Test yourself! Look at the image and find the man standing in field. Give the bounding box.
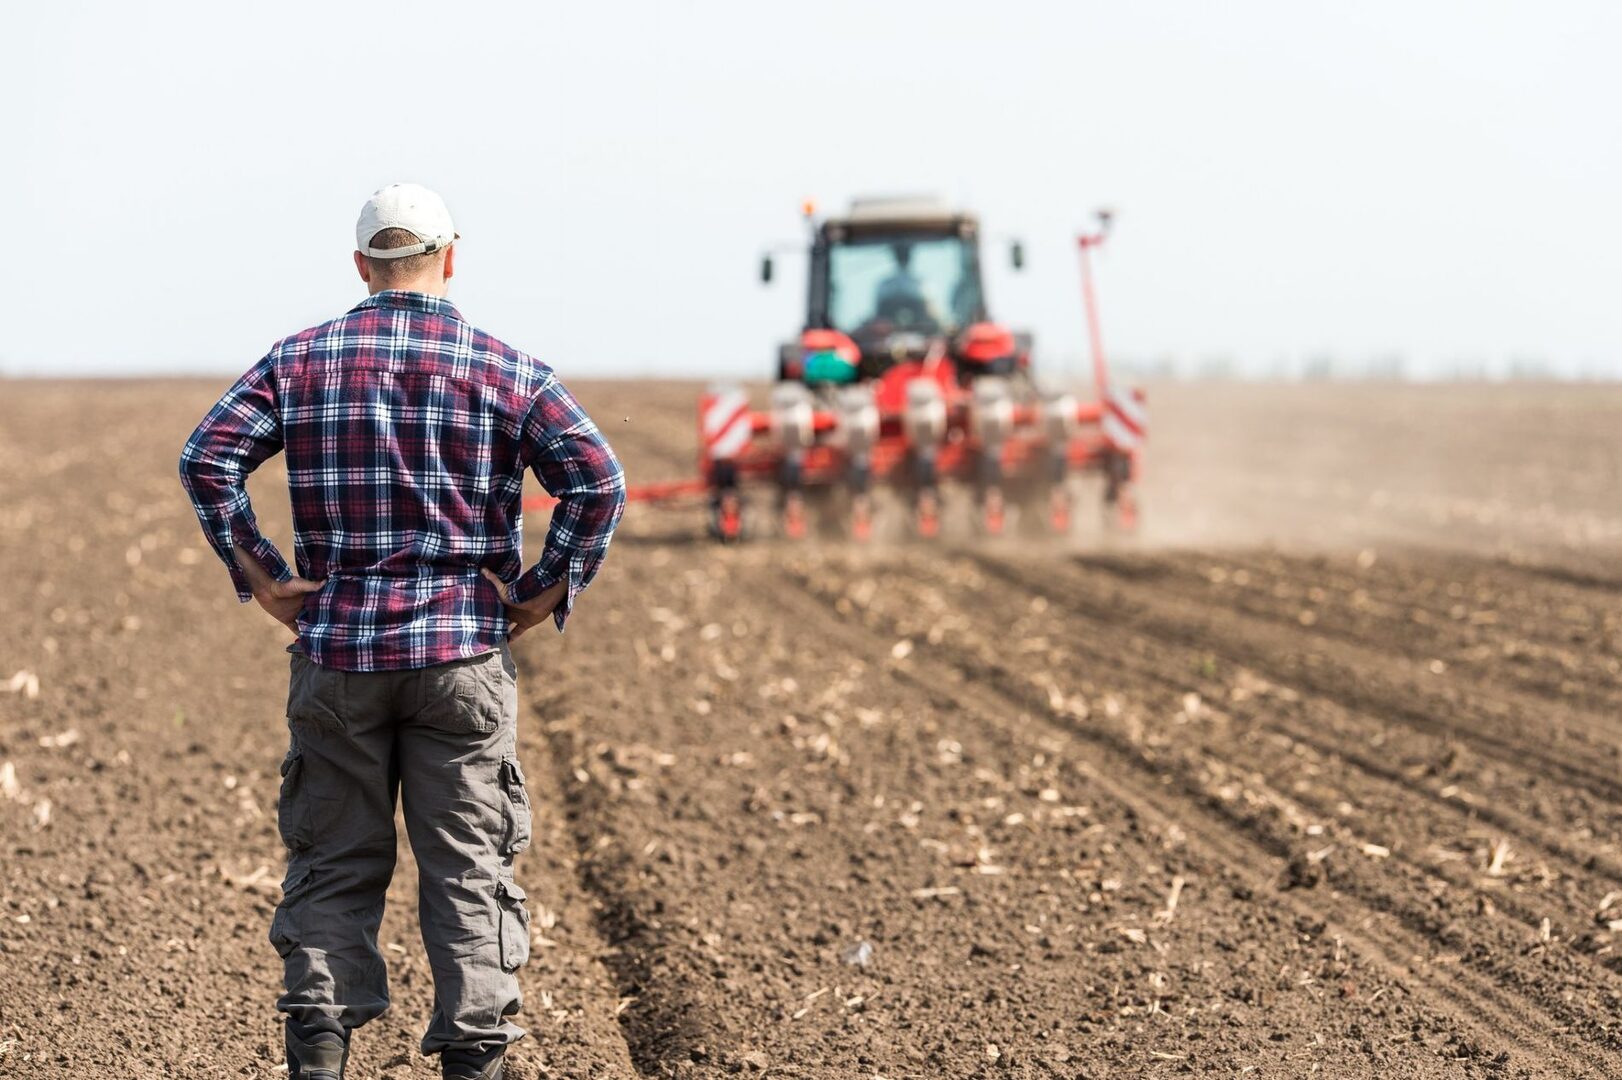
[179,184,626,1080]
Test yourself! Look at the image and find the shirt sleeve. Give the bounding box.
[508,372,627,629]
[178,355,293,602]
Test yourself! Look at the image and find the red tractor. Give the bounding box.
[526,198,1145,541]
[711,197,1143,540]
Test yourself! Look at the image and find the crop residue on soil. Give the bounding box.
[0,379,1619,1078]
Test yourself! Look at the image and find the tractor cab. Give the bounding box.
[767,197,1028,386]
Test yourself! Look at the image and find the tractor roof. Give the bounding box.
[828,196,977,236]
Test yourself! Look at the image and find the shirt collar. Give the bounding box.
[352,290,465,322]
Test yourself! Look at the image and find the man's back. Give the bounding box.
[181,289,624,671]
[179,184,624,1079]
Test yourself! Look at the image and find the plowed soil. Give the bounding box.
[1,378,1619,1078]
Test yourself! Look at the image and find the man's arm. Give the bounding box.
[498,373,627,633]
[178,355,297,602]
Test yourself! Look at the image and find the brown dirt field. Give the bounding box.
[1,378,1619,1078]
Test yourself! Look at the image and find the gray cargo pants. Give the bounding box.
[271,644,533,1057]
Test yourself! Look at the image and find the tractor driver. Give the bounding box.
[873,241,941,332]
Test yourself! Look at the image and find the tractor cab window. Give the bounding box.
[827,235,981,337]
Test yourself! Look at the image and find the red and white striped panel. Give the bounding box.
[1100,386,1147,451]
[701,387,753,461]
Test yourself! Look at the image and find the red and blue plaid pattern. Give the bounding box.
[180,291,625,671]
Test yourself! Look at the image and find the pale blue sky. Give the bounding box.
[5,1,1618,379]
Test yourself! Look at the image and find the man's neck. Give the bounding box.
[368,280,449,298]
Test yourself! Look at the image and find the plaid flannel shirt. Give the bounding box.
[179,290,625,671]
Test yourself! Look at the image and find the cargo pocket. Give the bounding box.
[496,878,530,972]
[269,863,313,959]
[288,654,343,733]
[499,757,533,857]
[417,652,502,735]
[276,748,314,852]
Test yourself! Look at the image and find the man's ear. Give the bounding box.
[354,250,371,284]
[442,243,456,283]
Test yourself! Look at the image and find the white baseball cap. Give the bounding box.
[355,183,458,259]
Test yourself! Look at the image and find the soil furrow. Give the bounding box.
[1136,551,1622,716]
[890,549,1622,909]
[930,550,1622,861]
[772,558,1620,1075]
[991,604,1622,990]
[1164,549,1622,640]
[947,553,1622,882]
[897,552,1622,1006]
[736,561,1546,1075]
[528,689,733,1077]
[976,551,1622,809]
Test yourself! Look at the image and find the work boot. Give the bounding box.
[442,1044,505,1080]
[285,1026,349,1079]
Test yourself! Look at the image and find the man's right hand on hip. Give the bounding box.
[480,568,565,640]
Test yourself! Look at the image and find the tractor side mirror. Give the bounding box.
[1010,241,1025,271]
[760,255,774,284]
